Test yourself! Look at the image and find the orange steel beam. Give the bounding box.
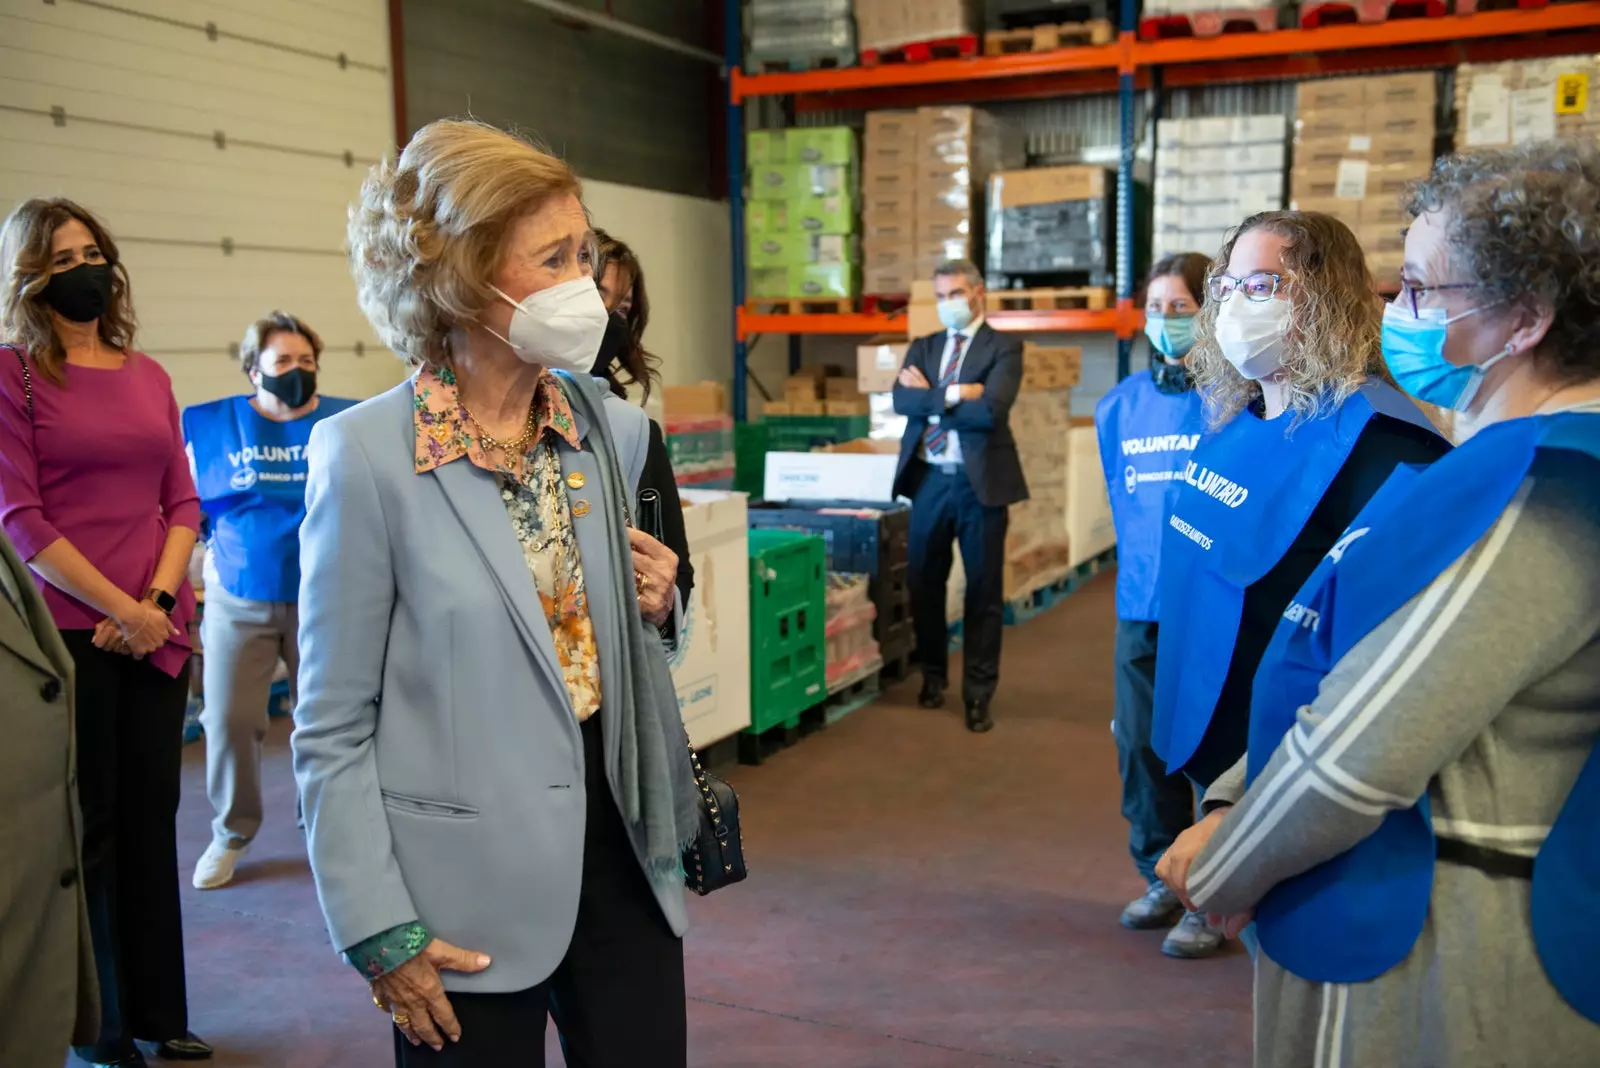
[793,69,1137,113]
[1138,2,1600,67]
[732,42,1120,102]
[736,306,899,341]
[987,308,1125,333]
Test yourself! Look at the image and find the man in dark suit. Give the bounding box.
[892,259,1027,733]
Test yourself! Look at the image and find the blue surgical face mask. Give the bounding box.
[1144,312,1196,359]
[937,296,974,332]
[1380,300,1513,412]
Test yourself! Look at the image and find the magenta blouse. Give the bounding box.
[0,347,200,678]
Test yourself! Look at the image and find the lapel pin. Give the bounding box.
[571,499,590,517]
[567,472,586,489]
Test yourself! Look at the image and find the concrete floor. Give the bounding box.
[154,571,1251,1067]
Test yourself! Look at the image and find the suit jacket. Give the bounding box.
[293,381,686,995]
[0,531,99,1065]
[891,322,1029,507]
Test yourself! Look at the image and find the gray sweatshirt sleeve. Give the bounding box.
[1203,755,1249,810]
[1186,457,1600,916]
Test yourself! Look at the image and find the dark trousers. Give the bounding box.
[1112,620,1197,883]
[61,630,192,1062]
[908,465,1008,702]
[395,713,686,1068]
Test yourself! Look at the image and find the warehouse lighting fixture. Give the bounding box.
[517,0,723,66]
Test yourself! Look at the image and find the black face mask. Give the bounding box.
[259,368,316,409]
[41,262,115,323]
[590,312,630,378]
[1150,354,1193,395]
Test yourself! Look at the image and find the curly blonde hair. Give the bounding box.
[1406,140,1600,385]
[347,119,580,368]
[0,198,138,386]
[1189,211,1383,428]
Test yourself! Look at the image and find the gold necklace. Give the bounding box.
[461,401,537,455]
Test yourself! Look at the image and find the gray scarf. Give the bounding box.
[555,371,700,878]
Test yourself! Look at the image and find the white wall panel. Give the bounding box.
[0,0,403,407]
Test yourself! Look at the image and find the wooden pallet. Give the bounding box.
[750,298,855,315]
[1298,0,1444,26]
[737,672,883,765]
[1002,546,1118,626]
[994,286,1112,312]
[1138,6,1280,39]
[861,34,980,66]
[1453,0,1546,12]
[984,19,1114,54]
[862,293,910,314]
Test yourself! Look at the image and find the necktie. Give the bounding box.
[923,333,965,457]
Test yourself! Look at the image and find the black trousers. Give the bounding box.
[1112,620,1197,883]
[61,630,192,1062]
[907,465,1008,702]
[395,713,686,1068]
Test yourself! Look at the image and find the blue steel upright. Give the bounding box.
[726,0,749,421]
[1116,0,1137,381]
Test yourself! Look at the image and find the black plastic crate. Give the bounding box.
[747,499,910,578]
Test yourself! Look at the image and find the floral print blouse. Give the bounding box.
[345,362,603,979]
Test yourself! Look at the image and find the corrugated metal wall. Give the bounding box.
[0,0,400,406]
[402,0,719,198]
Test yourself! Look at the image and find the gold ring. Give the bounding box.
[392,1012,411,1026]
[372,994,387,1012]
[635,571,650,592]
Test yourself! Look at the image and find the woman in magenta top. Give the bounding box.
[0,198,211,1067]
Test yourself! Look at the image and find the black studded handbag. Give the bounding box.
[683,742,746,895]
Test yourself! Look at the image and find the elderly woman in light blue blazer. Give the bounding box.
[292,119,700,1068]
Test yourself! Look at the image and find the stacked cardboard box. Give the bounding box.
[854,0,981,55]
[1003,389,1074,598]
[1022,342,1081,392]
[1292,73,1438,280]
[747,0,856,70]
[1454,54,1600,149]
[862,112,919,296]
[1154,115,1287,261]
[663,383,734,488]
[746,127,861,300]
[918,106,1019,280]
[987,165,1116,285]
[763,365,870,418]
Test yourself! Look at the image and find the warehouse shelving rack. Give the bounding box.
[722,0,1600,420]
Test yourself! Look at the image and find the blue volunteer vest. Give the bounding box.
[1245,411,1600,1023]
[182,394,358,602]
[1151,382,1433,775]
[1095,371,1207,622]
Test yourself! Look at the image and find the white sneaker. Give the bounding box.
[193,840,248,890]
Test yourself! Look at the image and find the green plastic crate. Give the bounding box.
[734,422,769,497]
[748,529,827,733]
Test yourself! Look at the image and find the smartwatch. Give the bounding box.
[145,587,177,615]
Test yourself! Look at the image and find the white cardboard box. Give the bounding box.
[673,490,753,747]
[1065,425,1117,567]
[762,450,902,503]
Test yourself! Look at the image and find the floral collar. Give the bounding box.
[412,363,581,478]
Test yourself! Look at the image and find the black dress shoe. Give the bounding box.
[917,680,946,709]
[141,1033,213,1060]
[87,1053,147,1068]
[965,698,994,733]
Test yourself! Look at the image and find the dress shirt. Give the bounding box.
[918,315,984,465]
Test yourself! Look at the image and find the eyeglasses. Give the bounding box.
[1396,277,1483,319]
[1207,272,1283,303]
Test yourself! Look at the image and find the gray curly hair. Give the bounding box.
[1405,141,1600,384]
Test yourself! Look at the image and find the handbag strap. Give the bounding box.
[3,345,31,422]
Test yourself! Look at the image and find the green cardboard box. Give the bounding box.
[746,129,785,166]
[787,126,856,166]
[787,192,857,235]
[746,200,787,235]
[746,233,859,268]
[749,163,852,199]
[749,264,858,299]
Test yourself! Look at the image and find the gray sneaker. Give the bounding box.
[1161,910,1225,959]
[1121,881,1183,930]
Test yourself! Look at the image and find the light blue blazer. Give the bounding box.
[292,378,687,994]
